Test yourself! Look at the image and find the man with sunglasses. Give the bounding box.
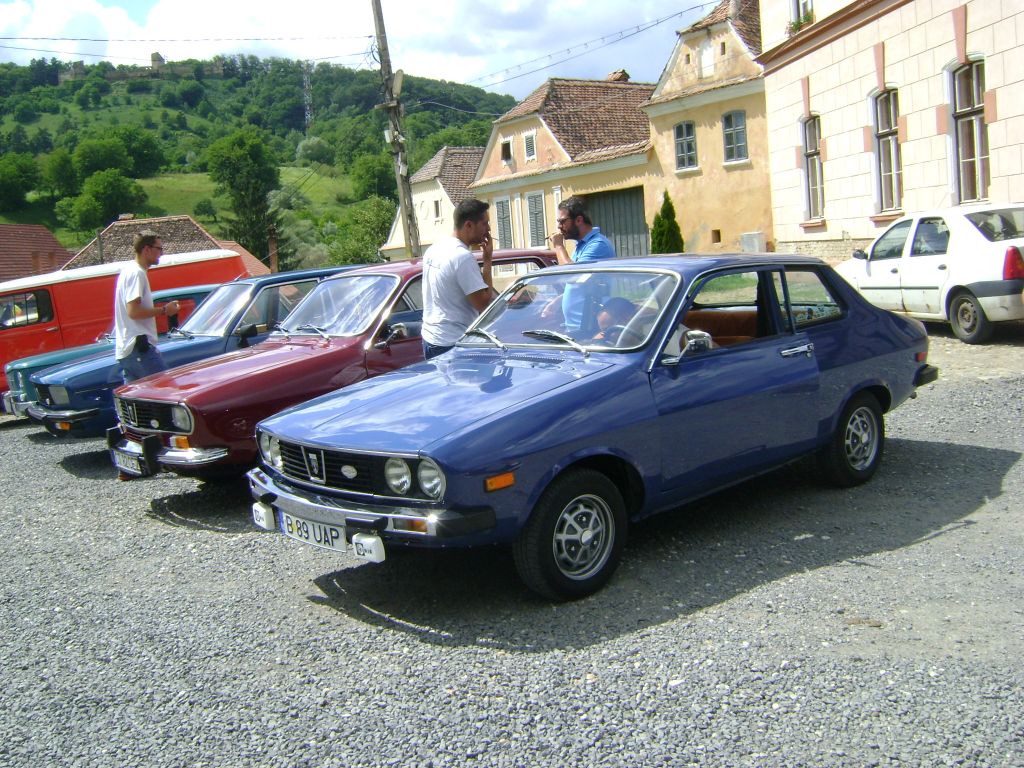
[549,195,616,330]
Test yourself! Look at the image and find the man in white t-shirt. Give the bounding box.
[421,198,495,359]
[114,229,180,383]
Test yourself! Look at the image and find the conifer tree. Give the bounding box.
[650,191,684,253]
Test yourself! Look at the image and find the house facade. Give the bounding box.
[380,146,484,261]
[642,0,774,253]
[469,73,656,259]
[0,224,72,281]
[758,0,1024,262]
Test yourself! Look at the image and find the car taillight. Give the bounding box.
[1004,246,1024,280]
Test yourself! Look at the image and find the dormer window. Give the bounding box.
[501,139,512,164]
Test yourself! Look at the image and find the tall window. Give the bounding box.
[875,89,902,211]
[723,111,748,161]
[953,61,989,202]
[524,132,537,161]
[495,198,513,249]
[526,192,546,247]
[803,116,824,220]
[793,0,813,20]
[674,121,697,169]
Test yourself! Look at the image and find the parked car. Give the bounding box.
[26,267,350,438]
[834,204,1024,343]
[0,248,248,392]
[3,283,217,418]
[247,254,938,600]
[107,250,556,478]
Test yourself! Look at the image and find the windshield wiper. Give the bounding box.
[168,328,194,338]
[462,328,507,352]
[295,323,330,340]
[523,329,589,356]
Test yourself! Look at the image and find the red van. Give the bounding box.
[0,248,248,393]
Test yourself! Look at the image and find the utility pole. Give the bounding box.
[371,0,422,260]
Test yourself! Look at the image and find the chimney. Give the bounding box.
[606,69,630,82]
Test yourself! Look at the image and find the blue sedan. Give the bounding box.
[27,267,350,437]
[248,255,938,600]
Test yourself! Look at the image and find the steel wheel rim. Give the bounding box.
[844,406,879,471]
[956,299,978,333]
[551,493,614,580]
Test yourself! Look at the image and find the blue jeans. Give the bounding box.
[119,345,167,383]
[423,341,454,360]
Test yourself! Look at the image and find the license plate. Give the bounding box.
[280,512,346,552]
[111,449,143,476]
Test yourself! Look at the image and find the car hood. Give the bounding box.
[261,349,616,453]
[8,341,113,374]
[115,336,360,400]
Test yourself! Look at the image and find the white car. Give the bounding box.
[834,204,1024,343]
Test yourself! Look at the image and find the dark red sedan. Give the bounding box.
[107,251,554,477]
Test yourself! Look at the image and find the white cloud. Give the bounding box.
[1,0,711,98]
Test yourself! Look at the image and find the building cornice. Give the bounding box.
[470,151,650,195]
[642,78,764,118]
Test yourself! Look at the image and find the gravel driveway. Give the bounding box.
[2,324,1022,768]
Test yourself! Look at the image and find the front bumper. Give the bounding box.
[107,429,231,476]
[3,391,33,417]
[26,403,107,435]
[247,467,496,543]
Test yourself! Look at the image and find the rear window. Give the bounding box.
[0,290,54,329]
[965,208,1023,242]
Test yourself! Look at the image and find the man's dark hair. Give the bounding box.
[454,198,490,229]
[558,195,592,226]
[132,229,161,255]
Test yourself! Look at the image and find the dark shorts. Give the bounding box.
[118,345,167,383]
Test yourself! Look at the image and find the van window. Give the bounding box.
[1,290,54,328]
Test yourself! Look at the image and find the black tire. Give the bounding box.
[817,392,884,487]
[513,469,627,600]
[949,290,993,344]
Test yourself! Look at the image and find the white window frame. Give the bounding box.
[524,131,537,162]
[494,196,513,249]
[873,89,902,212]
[952,60,989,203]
[525,191,546,248]
[500,139,512,164]
[674,121,697,170]
[803,116,824,220]
[723,110,748,162]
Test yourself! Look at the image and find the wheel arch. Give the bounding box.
[529,452,646,522]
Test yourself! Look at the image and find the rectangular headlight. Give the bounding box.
[49,386,70,406]
[170,404,193,432]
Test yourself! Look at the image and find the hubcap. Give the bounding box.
[956,300,977,333]
[551,494,614,580]
[844,406,878,471]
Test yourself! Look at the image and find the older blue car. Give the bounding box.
[27,267,350,438]
[248,255,938,600]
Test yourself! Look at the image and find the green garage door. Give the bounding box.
[584,187,649,257]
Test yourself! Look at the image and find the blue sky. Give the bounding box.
[0,0,716,99]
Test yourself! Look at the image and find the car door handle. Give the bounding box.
[46,326,59,332]
[780,342,814,358]
[890,267,899,273]
[937,264,947,270]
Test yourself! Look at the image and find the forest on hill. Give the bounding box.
[0,55,516,268]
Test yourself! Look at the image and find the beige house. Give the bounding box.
[758,0,1024,262]
[469,73,656,258]
[380,146,484,261]
[642,0,773,253]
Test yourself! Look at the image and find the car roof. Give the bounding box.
[317,249,558,281]
[893,203,1024,219]
[538,252,825,277]
[226,265,356,287]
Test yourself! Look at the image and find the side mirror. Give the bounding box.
[235,322,258,348]
[374,322,408,350]
[852,248,868,260]
[684,329,714,354]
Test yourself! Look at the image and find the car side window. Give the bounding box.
[239,280,318,332]
[1,290,53,329]
[910,217,950,256]
[387,279,424,339]
[665,269,767,355]
[774,269,843,330]
[871,220,912,260]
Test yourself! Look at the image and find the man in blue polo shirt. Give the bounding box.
[549,195,617,331]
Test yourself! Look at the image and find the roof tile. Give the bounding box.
[0,224,73,281]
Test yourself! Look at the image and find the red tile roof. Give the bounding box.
[496,77,655,160]
[64,215,224,269]
[0,224,74,281]
[411,146,485,206]
[687,0,762,57]
[217,240,270,276]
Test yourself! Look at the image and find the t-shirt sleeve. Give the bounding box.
[453,253,487,297]
[121,268,145,303]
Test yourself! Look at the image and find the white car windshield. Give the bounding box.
[178,283,252,336]
[276,274,398,337]
[471,269,679,351]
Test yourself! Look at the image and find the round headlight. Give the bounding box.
[170,404,192,432]
[259,432,283,469]
[384,457,412,495]
[417,458,445,500]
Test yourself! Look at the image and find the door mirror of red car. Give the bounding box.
[374,322,409,350]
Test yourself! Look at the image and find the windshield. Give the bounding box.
[277,274,398,336]
[179,283,252,336]
[471,269,679,351]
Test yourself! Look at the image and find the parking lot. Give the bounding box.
[1,323,1022,767]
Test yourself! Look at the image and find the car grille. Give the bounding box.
[115,397,183,433]
[276,439,433,500]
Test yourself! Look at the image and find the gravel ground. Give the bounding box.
[1,324,1022,768]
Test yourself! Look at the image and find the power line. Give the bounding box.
[2,35,373,43]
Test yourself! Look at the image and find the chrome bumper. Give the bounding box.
[3,391,32,417]
[25,403,99,423]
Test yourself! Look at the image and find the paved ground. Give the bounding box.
[1,322,1022,767]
